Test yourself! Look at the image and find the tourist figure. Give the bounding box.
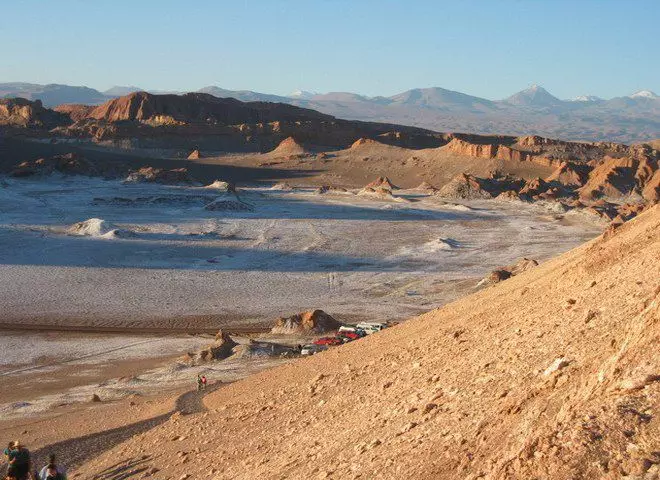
[201,375,208,390]
[4,441,18,479]
[197,374,203,391]
[3,441,30,480]
[38,454,67,480]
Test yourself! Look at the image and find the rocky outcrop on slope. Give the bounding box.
[271,309,341,335]
[477,257,539,286]
[0,98,69,128]
[444,133,660,177]
[191,330,238,363]
[545,161,590,187]
[578,154,658,201]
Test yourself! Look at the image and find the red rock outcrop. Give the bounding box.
[444,136,566,168]
[0,98,69,128]
[187,149,201,159]
[578,156,641,200]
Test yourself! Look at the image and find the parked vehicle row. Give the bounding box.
[301,322,389,356]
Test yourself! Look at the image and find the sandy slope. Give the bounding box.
[74,206,659,479]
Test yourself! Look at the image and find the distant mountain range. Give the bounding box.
[1,82,658,143]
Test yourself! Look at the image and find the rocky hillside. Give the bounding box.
[75,205,660,479]
[0,98,69,128]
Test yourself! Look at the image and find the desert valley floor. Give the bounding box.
[0,174,603,420]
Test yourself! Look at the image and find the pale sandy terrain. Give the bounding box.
[74,205,660,480]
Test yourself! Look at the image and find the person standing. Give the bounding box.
[4,441,31,480]
[4,441,19,479]
[38,454,67,480]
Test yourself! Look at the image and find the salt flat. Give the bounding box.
[0,176,602,328]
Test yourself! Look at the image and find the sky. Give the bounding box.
[1,0,658,100]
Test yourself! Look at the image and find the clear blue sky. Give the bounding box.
[1,0,658,99]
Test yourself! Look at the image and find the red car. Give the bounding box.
[313,337,343,346]
[337,332,361,342]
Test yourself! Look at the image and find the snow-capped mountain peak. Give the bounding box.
[630,90,659,100]
[289,90,318,99]
[572,95,603,102]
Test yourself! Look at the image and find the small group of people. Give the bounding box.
[196,374,208,391]
[3,441,67,480]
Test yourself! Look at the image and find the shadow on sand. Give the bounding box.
[0,383,224,479]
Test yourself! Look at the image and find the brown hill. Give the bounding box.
[85,92,333,125]
[269,136,308,157]
[76,205,660,479]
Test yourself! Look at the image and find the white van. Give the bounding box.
[356,322,387,334]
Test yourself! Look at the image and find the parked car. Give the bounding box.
[301,344,327,356]
[313,337,343,346]
[337,331,361,342]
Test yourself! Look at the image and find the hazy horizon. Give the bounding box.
[2,0,658,100]
[0,80,657,102]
